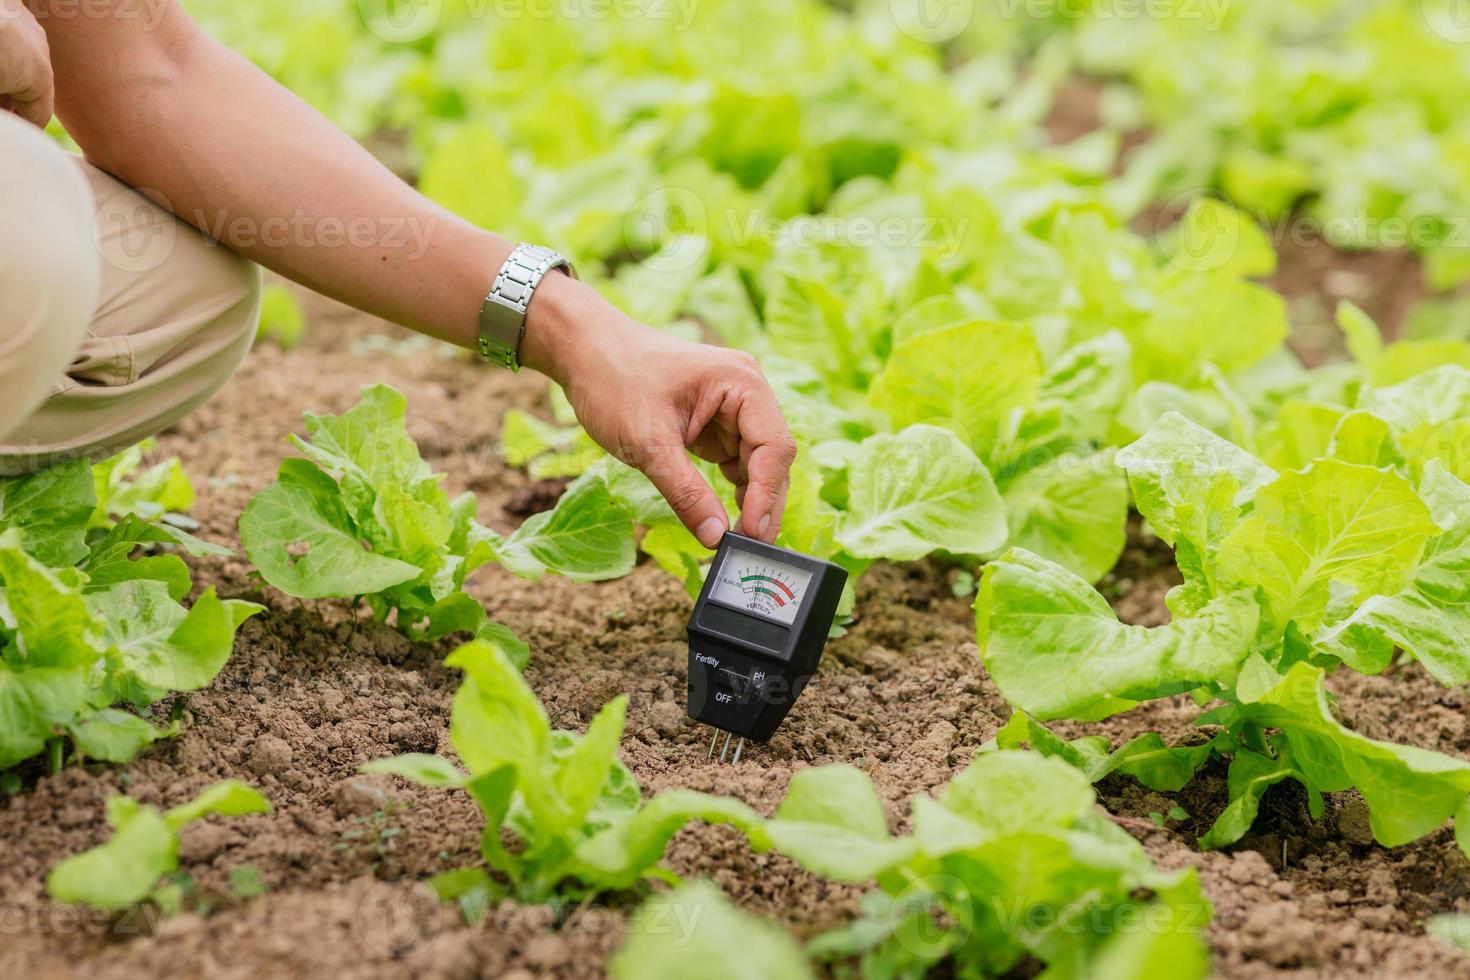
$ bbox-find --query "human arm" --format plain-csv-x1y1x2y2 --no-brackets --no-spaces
30,0,793,546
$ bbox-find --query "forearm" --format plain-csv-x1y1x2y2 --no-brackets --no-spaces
30,1,795,543
37,1,530,351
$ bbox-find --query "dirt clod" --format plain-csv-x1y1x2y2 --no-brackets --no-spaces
334,774,397,818
247,735,293,776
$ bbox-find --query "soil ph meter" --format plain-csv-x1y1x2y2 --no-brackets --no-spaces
687,532,847,764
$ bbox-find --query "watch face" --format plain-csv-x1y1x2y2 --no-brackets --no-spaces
709,548,813,626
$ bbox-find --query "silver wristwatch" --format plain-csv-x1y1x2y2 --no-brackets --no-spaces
478,243,577,370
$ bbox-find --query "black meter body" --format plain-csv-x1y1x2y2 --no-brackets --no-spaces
686,532,847,742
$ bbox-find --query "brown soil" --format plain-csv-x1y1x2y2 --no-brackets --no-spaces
1265,237,1428,365
4,279,1470,979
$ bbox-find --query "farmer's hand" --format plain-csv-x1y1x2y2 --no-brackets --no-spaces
0,0,52,127
522,272,796,550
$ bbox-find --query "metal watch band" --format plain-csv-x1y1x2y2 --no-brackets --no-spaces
478,243,577,371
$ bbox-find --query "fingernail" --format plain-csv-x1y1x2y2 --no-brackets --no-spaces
697,518,725,549
758,515,771,540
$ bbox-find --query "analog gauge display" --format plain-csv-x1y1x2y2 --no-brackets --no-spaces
708,549,813,626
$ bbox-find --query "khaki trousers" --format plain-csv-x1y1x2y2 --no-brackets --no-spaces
0,111,261,475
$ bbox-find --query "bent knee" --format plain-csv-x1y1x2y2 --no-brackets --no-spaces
81,159,262,378
214,251,263,368
0,115,100,338
158,232,262,405
171,228,263,361
0,115,100,435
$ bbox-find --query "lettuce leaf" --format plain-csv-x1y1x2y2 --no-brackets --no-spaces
363,638,767,903
836,425,1006,562
784,753,1211,979
869,320,1042,459
986,400,1470,854
611,882,813,980
47,781,270,909
977,549,1258,721
0,455,259,775
240,385,639,651
1316,462,1470,684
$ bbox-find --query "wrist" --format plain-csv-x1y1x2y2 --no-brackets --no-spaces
518,271,620,385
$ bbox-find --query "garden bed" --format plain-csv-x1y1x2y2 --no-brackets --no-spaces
3,281,1470,979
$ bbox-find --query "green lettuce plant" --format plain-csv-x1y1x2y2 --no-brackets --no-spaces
361,638,766,906
364,638,1210,973
88,439,200,530
0,457,261,775
610,881,814,980
1054,2,1470,290
255,283,309,350
978,379,1470,852
606,754,1213,979
240,384,638,662
47,780,271,909
768,753,1211,979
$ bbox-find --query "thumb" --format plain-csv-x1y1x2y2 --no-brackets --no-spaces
12,91,52,129
640,445,729,549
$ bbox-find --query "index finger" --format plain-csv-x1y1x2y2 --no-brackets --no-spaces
731,383,796,543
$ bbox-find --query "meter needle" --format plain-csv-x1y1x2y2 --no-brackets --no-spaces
718,731,732,763
731,737,745,764
707,728,719,759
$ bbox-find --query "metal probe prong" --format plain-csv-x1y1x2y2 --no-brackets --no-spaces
731,737,745,764
719,731,732,763
707,728,719,759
